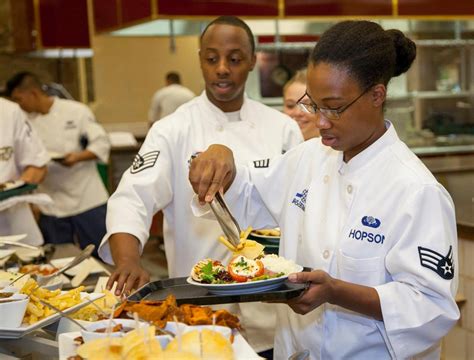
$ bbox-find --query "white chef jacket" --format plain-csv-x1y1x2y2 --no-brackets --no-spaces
26,97,110,217
0,98,49,245
99,92,303,351
148,84,195,123
224,121,459,359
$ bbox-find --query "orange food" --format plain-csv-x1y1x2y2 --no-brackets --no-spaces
114,295,240,329
228,256,264,283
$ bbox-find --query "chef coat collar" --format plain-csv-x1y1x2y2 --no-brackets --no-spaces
338,120,398,175
198,91,256,127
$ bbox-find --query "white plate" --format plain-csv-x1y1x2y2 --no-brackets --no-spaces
0,234,27,243
0,249,15,259
0,292,104,339
50,257,107,277
186,264,303,295
58,329,260,360
250,231,280,240
0,180,25,192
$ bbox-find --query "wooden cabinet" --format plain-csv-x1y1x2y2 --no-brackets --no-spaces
398,0,474,16
285,0,392,16
157,0,278,16
39,0,89,48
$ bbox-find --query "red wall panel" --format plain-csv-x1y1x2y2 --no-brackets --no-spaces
157,0,278,16
93,0,119,32
39,0,89,47
285,0,392,16
121,0,152,24
398,0,474,16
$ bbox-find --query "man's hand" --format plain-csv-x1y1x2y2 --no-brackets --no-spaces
287,270,335,315
106,259,150,297
60,152,84,167
106,233,150,297
60,150,98,167
188,144,236,203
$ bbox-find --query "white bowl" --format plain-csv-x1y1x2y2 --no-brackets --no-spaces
81,319,143,342
0,293,29,328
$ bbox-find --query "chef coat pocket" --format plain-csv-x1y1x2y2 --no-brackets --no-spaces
337,250,385,287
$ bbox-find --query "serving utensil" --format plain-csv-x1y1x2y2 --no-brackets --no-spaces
36,244,95,286
38,299,88,331
0,240,39,250
209,192,241,248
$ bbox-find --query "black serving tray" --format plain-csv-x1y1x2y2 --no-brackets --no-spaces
128,276,309,305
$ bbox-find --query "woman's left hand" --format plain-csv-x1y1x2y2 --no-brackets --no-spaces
286,270,335,315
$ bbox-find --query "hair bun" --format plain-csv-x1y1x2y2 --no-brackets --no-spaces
386,29,417,77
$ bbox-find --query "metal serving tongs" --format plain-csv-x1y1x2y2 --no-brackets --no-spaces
209,192,241,248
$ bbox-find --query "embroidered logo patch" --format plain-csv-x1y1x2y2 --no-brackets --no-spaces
418,245,454,280
291,189,308,211
361,216,381,229
253,159,270,168
130,151,160,174
0,147,13,161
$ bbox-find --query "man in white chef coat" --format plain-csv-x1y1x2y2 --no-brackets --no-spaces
189,21,459,359
0,97,49,245
6,72,111,257
148,71,195,125
99,16,303,356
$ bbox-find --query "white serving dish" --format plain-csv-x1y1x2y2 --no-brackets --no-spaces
0,292,103,339
0,294,29,328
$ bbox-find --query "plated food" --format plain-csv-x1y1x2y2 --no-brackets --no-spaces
251,228,281,237
191,254,299,285
19,264,58,276
20,278,84,325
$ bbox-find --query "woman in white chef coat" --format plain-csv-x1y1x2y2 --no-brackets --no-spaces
0,98,49,245
99,16,303,356
283,69,319,141
189,20,459,359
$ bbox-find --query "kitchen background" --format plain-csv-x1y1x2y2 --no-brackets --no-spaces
1,1,474,358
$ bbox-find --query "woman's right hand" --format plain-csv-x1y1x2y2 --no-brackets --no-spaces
188,144,236,204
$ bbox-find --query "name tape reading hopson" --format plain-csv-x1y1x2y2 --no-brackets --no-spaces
130,150,160,174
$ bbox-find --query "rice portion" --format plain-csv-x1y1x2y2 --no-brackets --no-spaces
261,254,299,275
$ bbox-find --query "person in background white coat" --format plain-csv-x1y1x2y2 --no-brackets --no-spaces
283,69,319,141
7,72,111,257
189,20,459,359
148,71,195,125
99,16,303,357
0,98,49,245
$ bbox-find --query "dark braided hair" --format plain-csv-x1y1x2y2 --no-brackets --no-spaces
200,16,255,54
310,21,416,89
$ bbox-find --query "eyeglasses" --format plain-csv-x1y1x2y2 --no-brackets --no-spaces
297,86,373,121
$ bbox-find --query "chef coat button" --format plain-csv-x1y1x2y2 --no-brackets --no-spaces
217,125,224,131
323,175,330,184
347,185,353,194
323,250,330,259
298,235,302,244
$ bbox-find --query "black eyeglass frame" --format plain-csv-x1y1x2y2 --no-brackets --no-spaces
297,85,374,120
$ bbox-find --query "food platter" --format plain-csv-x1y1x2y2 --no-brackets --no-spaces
187,264,303,295
58,329,261,360
0,292,103,339
0,180,25,192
